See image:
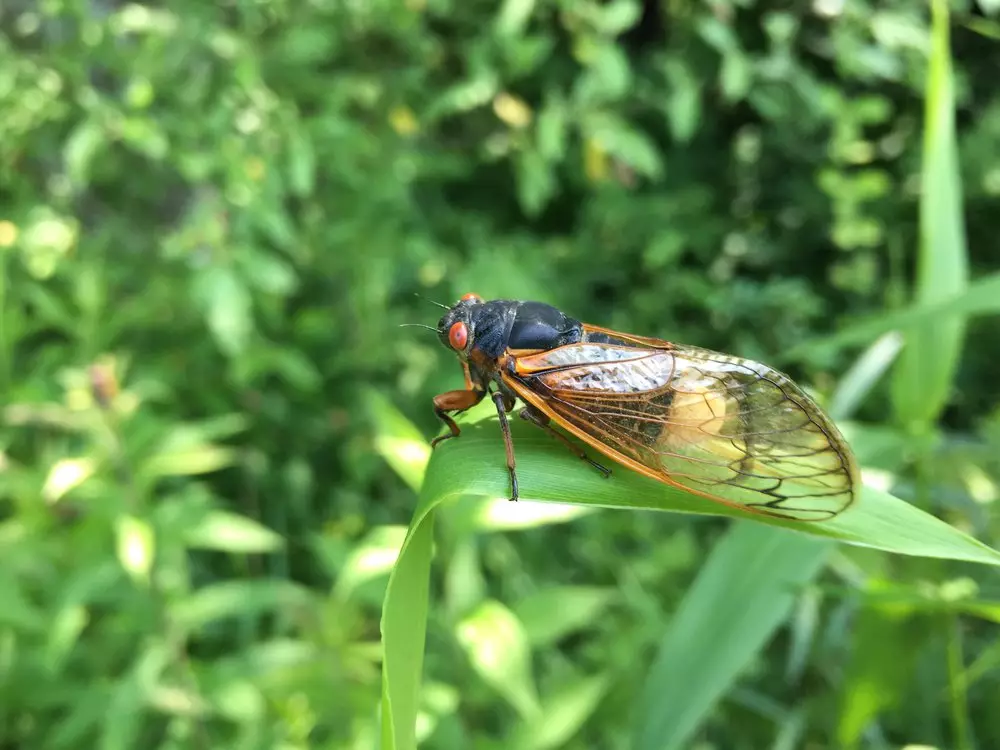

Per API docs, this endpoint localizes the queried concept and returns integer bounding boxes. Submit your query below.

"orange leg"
[431,389,485,448]
[432,386,521,502]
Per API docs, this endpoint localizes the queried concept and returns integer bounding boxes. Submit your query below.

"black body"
[431,297,610,501]
[436,299,583,359]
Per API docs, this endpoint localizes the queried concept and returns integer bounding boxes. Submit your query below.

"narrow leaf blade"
[633,523,829,750]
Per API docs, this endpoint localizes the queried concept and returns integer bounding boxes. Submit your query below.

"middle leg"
[519,405,612,478]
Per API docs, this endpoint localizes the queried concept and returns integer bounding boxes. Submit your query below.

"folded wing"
[508,332,857,521]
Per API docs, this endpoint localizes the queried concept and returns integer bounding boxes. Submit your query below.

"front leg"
[431,388,485,448]
[490,389,519,502]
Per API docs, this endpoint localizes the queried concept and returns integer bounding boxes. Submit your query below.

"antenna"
[414,292,451,310]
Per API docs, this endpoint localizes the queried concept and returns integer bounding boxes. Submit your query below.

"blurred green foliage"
[2,0,1000,748]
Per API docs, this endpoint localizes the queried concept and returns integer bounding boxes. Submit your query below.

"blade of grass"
[632,522,830,750]
[827,332,903,420]
[380,405,1000,746]
[890,0,967,430]
[947,615,972,750]
[417,406,1000,565]
[380,511,434,750]
[781,272,1000,364]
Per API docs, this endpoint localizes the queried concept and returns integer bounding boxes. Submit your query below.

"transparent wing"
[508,329,858,521]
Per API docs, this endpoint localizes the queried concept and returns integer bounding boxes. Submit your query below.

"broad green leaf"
[456,600,539,720]
[203,678,265,722]
[239,249,298,297]
[367,390,430,493]
[633,523,830,750]
[42,457,95,503]
[596,0,641,35]
[171,580,312,630]
[139,418,245,480]
[513,586,617,647]
[448,495,598,532]
[509,673,610,750]
[891,0,969,429]
[183,510,284,553]
[44,604,88,673]
[663,58,701,143]
[193,266,253,357]
[583,114,663,178]
[536,99,568,160]
[335,525,408,599]
[64,119,104,187]
[495,0,535,36]
[141,442,237,479]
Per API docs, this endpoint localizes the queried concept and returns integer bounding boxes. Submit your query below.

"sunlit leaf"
[455,600,540,720]
[495,0,536,36]
[141,443,237,479]
[194,266,253,357]
[183,510,283,553]
[42,457,95,503]
[115,514,155,586]
[335,525,408,599]
[367,390,431,492]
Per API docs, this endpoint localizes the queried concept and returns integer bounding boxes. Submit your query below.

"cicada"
[427,294,858,522]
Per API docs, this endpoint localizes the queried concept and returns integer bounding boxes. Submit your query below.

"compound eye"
[460,293,482,303]
[448,321,468,350]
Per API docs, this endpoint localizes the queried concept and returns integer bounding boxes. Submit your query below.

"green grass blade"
[418,406,1000,565]
[380,401,1000,746]
[782,271,1000,364]
[379,508,435,750]
[632,522,830,750]
[828,332,903,421]
[890,0,968,429]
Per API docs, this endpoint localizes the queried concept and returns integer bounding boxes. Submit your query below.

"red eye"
[461,293,482,302]
[448,321,468,350]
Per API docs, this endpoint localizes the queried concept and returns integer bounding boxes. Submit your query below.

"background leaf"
[5,2,1000,748]
[891,0,969,430]
[633,523,830,750]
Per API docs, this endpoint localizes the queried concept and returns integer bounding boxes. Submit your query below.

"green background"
[3,0,1000,748]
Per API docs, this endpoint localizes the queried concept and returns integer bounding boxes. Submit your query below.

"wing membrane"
[506,329,857,521]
